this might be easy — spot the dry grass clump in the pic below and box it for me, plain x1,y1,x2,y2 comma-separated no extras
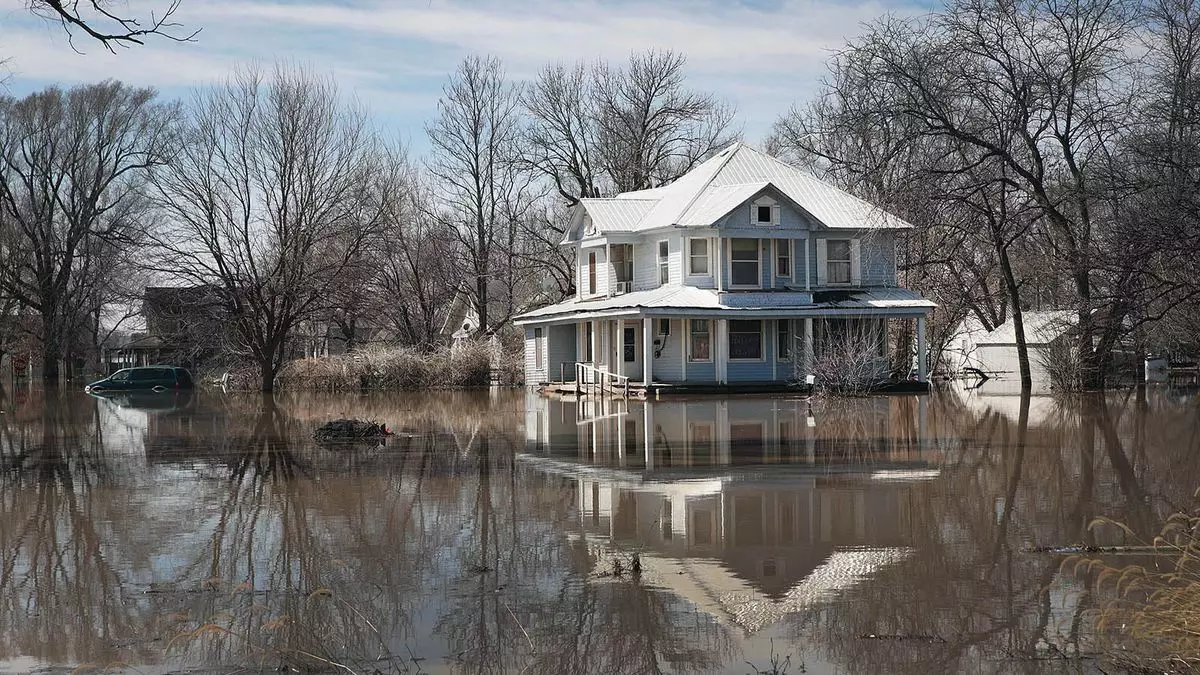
275,342,516,391
1069,503,1200,671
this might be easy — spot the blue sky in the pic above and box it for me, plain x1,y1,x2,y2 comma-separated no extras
1,0,927,155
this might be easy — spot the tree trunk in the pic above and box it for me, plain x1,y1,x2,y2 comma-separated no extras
476,274,489,337
42,352,60,383
259,360,276,392
998,247,1032,393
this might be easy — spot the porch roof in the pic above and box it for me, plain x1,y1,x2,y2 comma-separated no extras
513,286,935,325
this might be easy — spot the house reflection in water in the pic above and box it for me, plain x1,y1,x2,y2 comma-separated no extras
521,394,934,634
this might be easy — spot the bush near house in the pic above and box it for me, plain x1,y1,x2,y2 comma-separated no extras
272,343,522,391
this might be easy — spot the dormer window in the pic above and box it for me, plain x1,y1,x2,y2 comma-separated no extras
750,197,780,226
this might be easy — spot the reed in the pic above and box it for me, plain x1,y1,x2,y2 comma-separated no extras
271,342,520,391
1068,499,1200,671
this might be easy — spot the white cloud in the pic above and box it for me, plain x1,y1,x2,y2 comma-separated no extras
1,0,920,149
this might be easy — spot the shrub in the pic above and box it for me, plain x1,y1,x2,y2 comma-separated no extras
273,342,519,391
808,325,890,396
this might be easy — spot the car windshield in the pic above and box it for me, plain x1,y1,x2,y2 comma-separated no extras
109,370,131,382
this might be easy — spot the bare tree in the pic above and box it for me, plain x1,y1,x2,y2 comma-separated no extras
151,65,391,391
777,0,1155,389
0,81,175,382
523,50,739,203
375,171,458,348
26,0,199,53
426,56,535,337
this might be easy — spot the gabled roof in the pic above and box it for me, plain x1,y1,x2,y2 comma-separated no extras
569,143,913,239
977,310,1076,346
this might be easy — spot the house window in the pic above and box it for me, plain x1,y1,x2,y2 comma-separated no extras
752,201,778,226
658,318,671,335
688,238,709,276
730,238,760,287
623,326,636,362
776,240,791,277
534,327,543,369
827,239,852,285
587,251,597,294
777,320,791,360
729,319,763,360
584,322,593,362
688,319,711,361
612,244,633,284
658,240,669,285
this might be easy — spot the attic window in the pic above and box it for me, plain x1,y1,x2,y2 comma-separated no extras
751,200,779,226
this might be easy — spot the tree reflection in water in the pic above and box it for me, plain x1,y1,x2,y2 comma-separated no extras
0,386,1198,673
800,388,1200,674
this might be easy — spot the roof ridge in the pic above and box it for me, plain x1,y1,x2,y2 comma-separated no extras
665,143,744,226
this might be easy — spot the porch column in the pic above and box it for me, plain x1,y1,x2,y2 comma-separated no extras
917,315,928,382
716,318,728,384
642,317,653,385
803,317,814,380
643,400,654,470
590,320,599,366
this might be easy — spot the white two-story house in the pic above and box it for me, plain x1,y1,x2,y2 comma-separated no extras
513,143,935,390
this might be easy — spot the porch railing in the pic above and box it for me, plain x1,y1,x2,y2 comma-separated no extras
575,362,630,399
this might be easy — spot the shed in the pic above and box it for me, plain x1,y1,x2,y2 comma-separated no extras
976,311,1076,381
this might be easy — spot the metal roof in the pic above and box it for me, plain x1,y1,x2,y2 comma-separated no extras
677,182,771,226
977,310,1076,346
514,286,935,324
574,143,914,236
579,198,657,233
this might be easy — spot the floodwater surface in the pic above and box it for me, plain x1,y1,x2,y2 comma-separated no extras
0,384,1197,674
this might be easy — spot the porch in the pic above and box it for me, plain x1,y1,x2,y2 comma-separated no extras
525,312,930,398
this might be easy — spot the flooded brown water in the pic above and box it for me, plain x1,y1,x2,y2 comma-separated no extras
0,383,1197,674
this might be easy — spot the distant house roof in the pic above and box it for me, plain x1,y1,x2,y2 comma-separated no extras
568,142,912,240
977,311,1076,346
514,286,934,325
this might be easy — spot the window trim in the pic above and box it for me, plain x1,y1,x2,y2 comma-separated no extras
686,237,711,277
775,240,791,278
587,250,598,295
533,327,544,369
688,318,712,362
776,320,792,361
729,238,762,289
612,243,634,284
826,238,853,286
728,319,765,361
657,240,670,285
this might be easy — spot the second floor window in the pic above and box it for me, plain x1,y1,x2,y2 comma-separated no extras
587,251,597,294
730,238,760,287
688,238,709,276
827,239,852,285
776,240,791,277
658,241,669,285
611,244,633,284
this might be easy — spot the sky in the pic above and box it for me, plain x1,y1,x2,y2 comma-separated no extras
0,0,928,155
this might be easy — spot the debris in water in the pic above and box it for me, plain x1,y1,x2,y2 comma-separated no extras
313,418,393,441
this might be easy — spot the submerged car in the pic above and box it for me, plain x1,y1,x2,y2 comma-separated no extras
85,366,195,393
